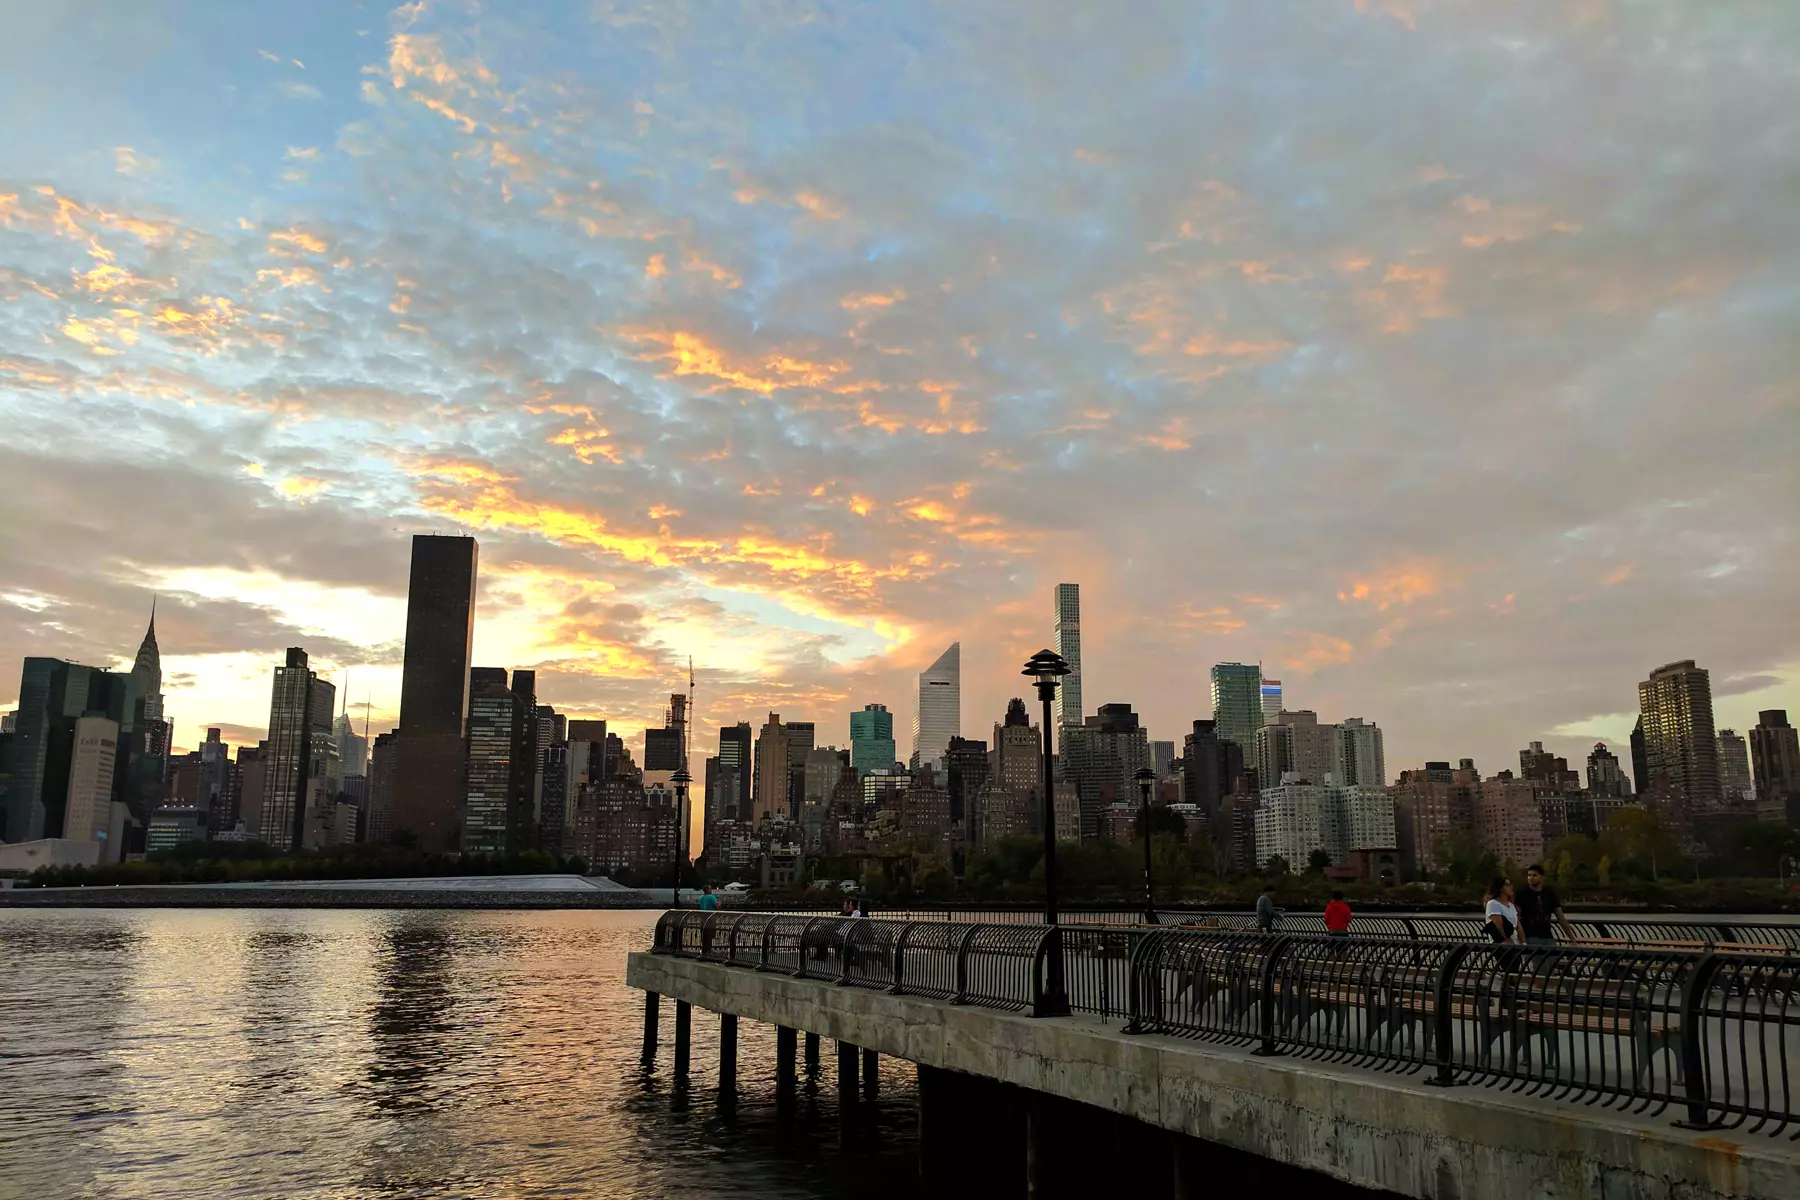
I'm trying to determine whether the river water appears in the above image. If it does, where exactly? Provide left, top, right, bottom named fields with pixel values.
left=0, top=909, right=922, bottom=1200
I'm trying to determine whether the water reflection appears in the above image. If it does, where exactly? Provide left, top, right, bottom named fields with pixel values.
left=0, top=909, right=924, bottom=1200
left=366, top=920, right=459, bottom=1110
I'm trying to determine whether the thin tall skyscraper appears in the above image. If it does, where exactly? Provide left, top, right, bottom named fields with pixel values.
left=911, top=641, right=961, bottom=773
left=1052, top=583, right=1082, bottom=728
left=392, top=534, right=479, bottom=851
left=262, top=647, right=333, bottom=851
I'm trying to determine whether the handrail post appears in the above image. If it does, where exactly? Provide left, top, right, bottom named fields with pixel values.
left=757, top=917, right=773, bottom=971
left=888, top=921, right=915, bottom=995
left=1122, top=929, right=1167, bottom=1034
left=1425, top=942, right=1475, bottom=1087
left=796, top=916, right=823, bottom=979
left=1252, top=935, right=1292, bottom=1056
left=724, top=913, right=743, bottom=962
left=1673, top=950, right=1726, bottom=1129
left=1401, top=917, right=1418, bottom=941
left=950, top=925, right=979, bottom=1005
left=1029, top=926, right=1057, bottom=1016
left=837, top=919, right=858, bottom=986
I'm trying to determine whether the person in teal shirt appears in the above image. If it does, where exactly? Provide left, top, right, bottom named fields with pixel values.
left=697, top=885, right=720, bottom=911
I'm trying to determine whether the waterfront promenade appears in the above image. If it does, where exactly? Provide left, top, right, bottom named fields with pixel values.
left=630, top=911, right=1800, bottom=1199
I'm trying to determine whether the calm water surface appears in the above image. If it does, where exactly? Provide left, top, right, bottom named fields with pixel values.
left=0, top=909, right=923, bottom=1200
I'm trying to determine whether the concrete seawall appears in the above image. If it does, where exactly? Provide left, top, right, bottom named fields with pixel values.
left=629, top=951, right=1798, bottom=1200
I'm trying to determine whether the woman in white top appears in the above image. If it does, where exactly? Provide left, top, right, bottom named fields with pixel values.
left=1483, top=876, right=1522, bottom=944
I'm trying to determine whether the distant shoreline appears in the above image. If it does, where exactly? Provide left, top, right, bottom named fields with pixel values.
left=0, top=886, right=663, bottom=909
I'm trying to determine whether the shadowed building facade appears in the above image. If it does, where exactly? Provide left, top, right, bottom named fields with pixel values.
left=392, top=535, right=479, bottom=852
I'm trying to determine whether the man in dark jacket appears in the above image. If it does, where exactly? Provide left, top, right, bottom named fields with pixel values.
left=1516, top=864, right=1576, bottom=946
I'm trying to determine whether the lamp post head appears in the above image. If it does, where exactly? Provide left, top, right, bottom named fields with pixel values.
left=1133, top=767, right=1157, bottom=784
left=1022, top=649, right=1071, bottom=701
left=670, top=767, right=692, bottom=786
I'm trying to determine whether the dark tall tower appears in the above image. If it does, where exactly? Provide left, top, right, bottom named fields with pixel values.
left=392, top=535, right=479, bottom=852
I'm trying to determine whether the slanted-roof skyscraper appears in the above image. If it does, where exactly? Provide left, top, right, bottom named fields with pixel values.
left=392, top=535, right=478, bottom=851
left=1052, top=584, right=1082, bottom=729
left=910, top=641, right=961, bottom=773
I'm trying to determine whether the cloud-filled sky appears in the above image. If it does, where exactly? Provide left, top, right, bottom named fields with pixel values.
left=2, top=0, right=1796, bottom=779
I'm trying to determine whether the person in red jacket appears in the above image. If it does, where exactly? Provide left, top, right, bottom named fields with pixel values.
left=1324, top=891, right=1352, bottom=938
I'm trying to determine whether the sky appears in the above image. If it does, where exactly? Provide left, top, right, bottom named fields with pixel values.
left=1, top=0, right=1796, bottom=782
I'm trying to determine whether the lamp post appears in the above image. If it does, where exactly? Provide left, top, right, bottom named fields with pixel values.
left=1022, top=648, right=1071, bottom=1017
left=1134, top=766, right=1160, bottom=926
left=670, top=766, right=691, bottom=909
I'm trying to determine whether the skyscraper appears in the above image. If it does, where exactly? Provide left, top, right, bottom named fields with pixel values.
left=784, top=721, right=816, bottom=815
left=333, top=707, right=369, bottom=778
left=62, top=715, right=120, bottom=845
left=753, top=713, right=790, bottom=821
left=717, top=722, right=751, bottom=819
left=1586, top=742, right=1632, bottom=798
left=1260, top=678, right=1282, bottom=725
left=1062, top=702, right=1151, bottom=839
left=1637, top=659, right=1721, bottom=813
left=366, top=731, right=398, bottom=844
left=1335, top=717, right=1387, bottom=787
left=1257, top=710, right=1335, bottom=785
left=1717, top=729, right=1753, bottom=807
left=849, top=704, right=896, bottom=776
left=462, top=667, right=527, bottom=856
left=1749, top=710, right=1800, bottom=824
left=990, top=698, right=1041, bottom=803
left=130, top=602, right=163, bottom=724
left=393, top=534, right=479, bottom=852
left=1210, top=663, right=1263, bottom=752
left=261, top=648, right=334, bottom=851
left=1052, top=584, right=1083, bottom=729
left=6, top=658, right=133, bottom=843
left=910, top=642, right=960, bottom=773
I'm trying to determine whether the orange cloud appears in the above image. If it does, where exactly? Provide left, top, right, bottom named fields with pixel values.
left=794, top=190, right=846, bottom=220
left=841, top=289, right=905, bottom=311
left=269, top=228, right=327, bottom=256
left=1338, top=562, right=1450, bottom=610
left=1603, top=564, right=1633, bottom=585
left=1278, top=632, right=1357, bottom=674
left=624, top=329, right=866, bottom=396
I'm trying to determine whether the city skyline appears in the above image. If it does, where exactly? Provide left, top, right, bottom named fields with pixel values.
left=1, top=565, right=1792, bottom=794
left=1, top=4, right=1795, bottom=789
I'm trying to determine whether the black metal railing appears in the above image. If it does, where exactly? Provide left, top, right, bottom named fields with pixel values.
left=650, top=911, right=1800, bottom=1138
left=759, top=907, right=1800, bottom=950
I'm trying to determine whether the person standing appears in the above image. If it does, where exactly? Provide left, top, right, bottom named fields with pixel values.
left=1483, top=876, right=1521, bottom=945
left=697, top=884, right=721, bottom=912
left=1255, top=884, right=1284, bottom=933
left=1323, top=891, right=1352, bottom=939
left=1516, top=864, right=1575, bottom=946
